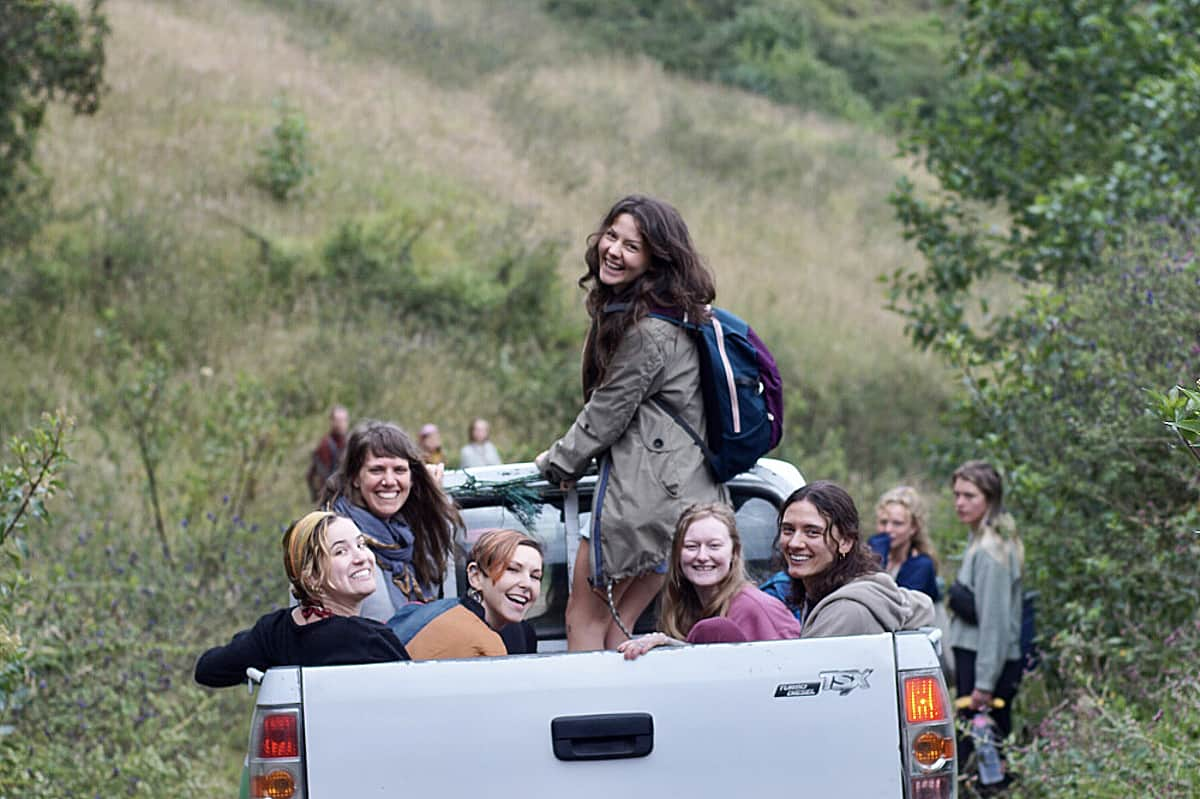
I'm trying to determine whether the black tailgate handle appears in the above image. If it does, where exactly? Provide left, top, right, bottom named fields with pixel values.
left=551, top=713, right=654, bottom=761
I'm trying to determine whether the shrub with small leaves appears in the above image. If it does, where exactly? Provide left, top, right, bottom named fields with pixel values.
left=253, top=98, right=314, bottom=202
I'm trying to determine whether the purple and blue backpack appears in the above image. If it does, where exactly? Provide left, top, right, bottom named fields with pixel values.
left=649, top=306, right=784, bottom=483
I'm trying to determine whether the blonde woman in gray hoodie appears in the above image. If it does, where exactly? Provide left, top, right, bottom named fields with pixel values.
left=947, top=460, right=1024, bottom=763
left=776, top=481, right=934, bottom=639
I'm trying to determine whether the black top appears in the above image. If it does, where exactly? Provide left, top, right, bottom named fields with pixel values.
left=499, top=617, right=539, bottom=655
left=194, top=607, right=410, bottom=688
left=459, top=594, right=538, bottom=655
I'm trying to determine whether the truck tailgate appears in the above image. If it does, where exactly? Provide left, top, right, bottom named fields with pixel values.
left=301, top=635, right=903, bottom=797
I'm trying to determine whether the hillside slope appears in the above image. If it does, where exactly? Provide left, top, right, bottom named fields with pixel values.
left=26, top=0, right=946, bottom=471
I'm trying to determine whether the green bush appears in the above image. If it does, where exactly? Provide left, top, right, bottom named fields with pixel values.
left=0, top=412, right=72, bottom=738
left=930, top=226, right=1200, bottom=795
left=939, top=230, right=1199, bottom=644
left=253, top=98, right=314, bottom=202
left=890, top=0, right=1200, bottom=353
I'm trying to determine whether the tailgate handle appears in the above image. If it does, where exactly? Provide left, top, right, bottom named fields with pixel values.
left=551, top=713, right=654, bottom=761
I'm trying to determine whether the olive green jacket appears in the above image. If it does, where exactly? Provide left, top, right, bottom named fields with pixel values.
left=542, top=316, right=724, bottom=583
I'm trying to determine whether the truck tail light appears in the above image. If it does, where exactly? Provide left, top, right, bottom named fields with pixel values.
left=898, top=668, right=956, bottom=799
left=904, top=675, right=948, bottom=723
left=248, top=706, right=305, bottom=799
left=911, top=774, right=953, bottom=799
left=260, top=713, right=300, bottom=758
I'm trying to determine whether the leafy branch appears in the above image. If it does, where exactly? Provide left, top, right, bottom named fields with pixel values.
left=1, top=410, right=75, bottom=548
left=1149, top=381, right=1200, bottom=470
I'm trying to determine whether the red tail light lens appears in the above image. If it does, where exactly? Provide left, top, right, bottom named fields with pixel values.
left=911, top=773, right=953, bottom=799
left=904, top=675, right=947, bottom=724
left=260, top=713, right=299, bottom=758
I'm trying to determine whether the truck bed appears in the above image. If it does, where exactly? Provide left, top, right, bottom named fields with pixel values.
left=294, top=635, right=911, bottom=797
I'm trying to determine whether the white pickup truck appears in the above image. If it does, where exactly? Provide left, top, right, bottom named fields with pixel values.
left=239, top=460, right=958, bottom=799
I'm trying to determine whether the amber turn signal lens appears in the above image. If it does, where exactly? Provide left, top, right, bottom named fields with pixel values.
left=913, top=731, right=955, bottom=767
left=904, top=675, right=947, bottom=723
left=252, top=769, right=296, bottom=799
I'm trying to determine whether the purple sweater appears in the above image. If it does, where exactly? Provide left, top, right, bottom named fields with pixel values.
left=725, top=584, right=802, bottom=641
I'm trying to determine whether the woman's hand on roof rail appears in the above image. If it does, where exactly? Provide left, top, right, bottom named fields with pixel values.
left=534, top=450, right=575, bottom=491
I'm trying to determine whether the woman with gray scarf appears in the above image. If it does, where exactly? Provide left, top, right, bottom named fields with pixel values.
left=319, top=421, right=462, bottom=621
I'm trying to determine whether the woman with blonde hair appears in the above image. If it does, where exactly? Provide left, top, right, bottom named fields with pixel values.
left=869, top=486, right=940, bottom=601
left=618, top=503, right=799, bottom=659
left=194, top=511, right=408, bottom=687
left=948, top=460, right=1024, bottom=767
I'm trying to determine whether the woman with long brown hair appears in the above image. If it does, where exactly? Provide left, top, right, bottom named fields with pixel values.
left=536, top=195, right=725, bottom=651
left=617, top=503, right=799, bottom=659
left=320, top=420, right=461, bottom=621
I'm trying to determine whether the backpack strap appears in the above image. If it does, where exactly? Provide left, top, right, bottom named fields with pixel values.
left=650, top=396, right=715, bottom=463
left=601, top=301, right=714, bottom=463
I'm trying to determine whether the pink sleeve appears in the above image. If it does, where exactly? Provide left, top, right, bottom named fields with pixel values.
left=726, top=585, right=802, bottom=641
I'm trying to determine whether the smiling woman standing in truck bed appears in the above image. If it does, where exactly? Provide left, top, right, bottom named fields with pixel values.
left=535, top=195, right=725, bottom=652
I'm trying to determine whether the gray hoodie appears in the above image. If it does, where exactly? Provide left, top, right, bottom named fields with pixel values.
left=800, top=572, right=935, bottom=639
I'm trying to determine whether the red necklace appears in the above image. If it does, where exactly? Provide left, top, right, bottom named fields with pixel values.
left=300, top=603, right=334, bottom=620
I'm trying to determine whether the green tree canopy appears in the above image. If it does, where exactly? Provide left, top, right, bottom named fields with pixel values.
left=0, top=0, right=107, bottom=249
left=890, top=0, right=1200, bottom=353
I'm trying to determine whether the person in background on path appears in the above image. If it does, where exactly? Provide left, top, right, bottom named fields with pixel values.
left=194, top=511, right=408, bottom=687
left=868, top=486, right=941, bottom=601
left=418, top=423, right=445, bottom=466
left=618, top=503, right=800, bottom=659
left=777, top=481, right=933, bottom=638
left=306, top=404, right=349, bottom=502
left=319, top=421, right=459, bottom=622
left=947, top=461, right=1024, bottom=772
left=535, top=194, right=725, bottom=652
left=388, top=528, right=543, bottom=659
left=459, top=417, right=502, bottom=468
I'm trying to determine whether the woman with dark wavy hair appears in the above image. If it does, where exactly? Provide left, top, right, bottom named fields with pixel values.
left=320, top=420, right=462, bottom=621
left=777, top=481, right=933, bottom=638
left=536, top=195, right=725, bottom=651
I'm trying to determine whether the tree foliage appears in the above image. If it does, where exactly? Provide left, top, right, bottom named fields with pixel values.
left=0, top=0, right=107, bottom=249
left=0, top=411, right=72, bottom=726
left=890, top=0, right=1200, bottom=352
left=543, top=0, right=952, bottom=121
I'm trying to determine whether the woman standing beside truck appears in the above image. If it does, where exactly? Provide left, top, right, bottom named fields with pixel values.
left=320, top=421, right=461, bottom=622
left=535, top=195, right=724, bottom=651
left=194, top=511, right=408, bottom=688
left=947, top=461, right=1024, bottom=765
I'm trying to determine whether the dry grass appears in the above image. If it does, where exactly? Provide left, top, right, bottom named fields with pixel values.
left=31, top=0, right=948, bottom=472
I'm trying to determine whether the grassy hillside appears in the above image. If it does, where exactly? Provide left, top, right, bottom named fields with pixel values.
left=0, top=0, right=953, bottom=793
left=21, top=0, right=949, bottom=475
